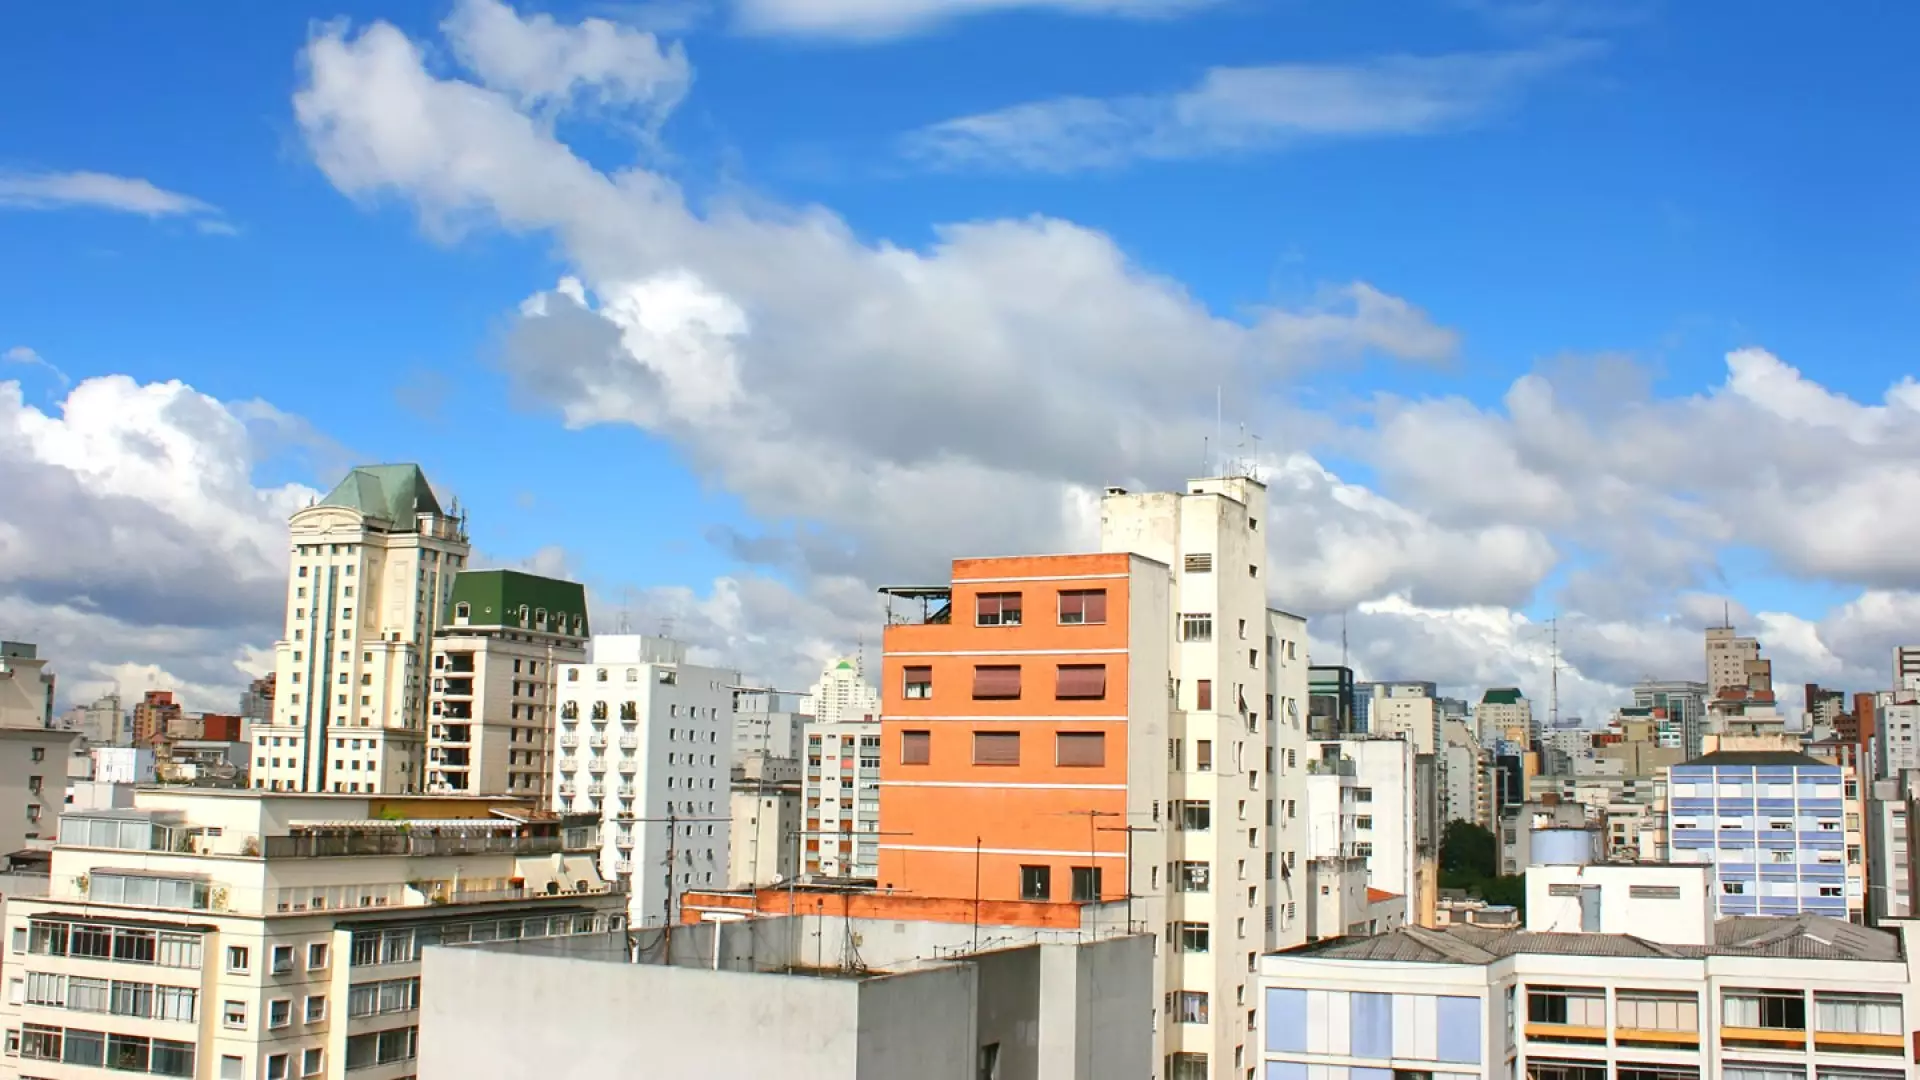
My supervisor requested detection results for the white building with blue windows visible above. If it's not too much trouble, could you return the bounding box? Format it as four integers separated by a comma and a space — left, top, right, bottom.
1666, 750, 1864, 923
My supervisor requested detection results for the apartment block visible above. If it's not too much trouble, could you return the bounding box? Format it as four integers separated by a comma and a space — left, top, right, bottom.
0, 789, 621, 1080
802, 655, 880, 725
0, 643, 54, 731
1305, 738, 1424, 926
251, 465, 471, 794
802, 717, 881, 879
0, 729, 76, 851
727, 751, 800, 889
1668, 751, 1864, 922
550, 636, 737, 927
1478, 689, 1534, 750
1260, 860, 1917, 1080
426, 569, 588, 798
729, 687, 808, 765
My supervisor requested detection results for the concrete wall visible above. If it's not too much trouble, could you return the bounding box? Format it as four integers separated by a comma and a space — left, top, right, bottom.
856, 964, 976, 1080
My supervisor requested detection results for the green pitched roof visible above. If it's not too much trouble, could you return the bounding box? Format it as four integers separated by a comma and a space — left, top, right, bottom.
318, 464, 445, 525
446, 569, 589, 637
1482, 687, 1524, 705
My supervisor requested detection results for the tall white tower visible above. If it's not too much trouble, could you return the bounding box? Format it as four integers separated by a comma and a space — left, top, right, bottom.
251, 464, 470, 794
1102, 474, 1308, 1080
802, 655, 881, 724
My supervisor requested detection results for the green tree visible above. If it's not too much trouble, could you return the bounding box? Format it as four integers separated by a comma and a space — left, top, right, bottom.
1440, 820, 1497, 880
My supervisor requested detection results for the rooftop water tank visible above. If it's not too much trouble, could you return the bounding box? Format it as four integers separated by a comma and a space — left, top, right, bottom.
1529, 826, 1598, 867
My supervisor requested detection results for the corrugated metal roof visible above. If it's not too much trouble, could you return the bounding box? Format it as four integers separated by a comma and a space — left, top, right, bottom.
1285, 914, 1899, 964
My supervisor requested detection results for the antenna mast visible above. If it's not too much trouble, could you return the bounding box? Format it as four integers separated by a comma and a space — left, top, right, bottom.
1341, 610, 1349, 668
1549, 615, 1561, 734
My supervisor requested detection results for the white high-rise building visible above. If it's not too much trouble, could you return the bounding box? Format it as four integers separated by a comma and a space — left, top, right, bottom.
551, 636, 739, 928
802, 655, 880, 724
252, 465, 471, 795
1368, 685, 1439, 755
800, 716, 881, 879
1101, 475, 1310, 1080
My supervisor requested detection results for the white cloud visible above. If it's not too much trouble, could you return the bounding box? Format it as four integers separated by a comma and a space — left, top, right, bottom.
0, 376, 319, 712
441, 0, 691, 125
730, 0, 1217, 40
0, 170, 226, 225
3, 346, 69, 388
904, 43, 1597, 172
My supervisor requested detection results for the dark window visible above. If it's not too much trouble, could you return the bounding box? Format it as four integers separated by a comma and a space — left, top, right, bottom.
1020, 865, 1051, 901
973, 732, 1021, 766
1056, 732, 1106, 767
1055, 664, 1107, 700
1072, 866, 1102, 902
972, 665, 1022, 700
1057, 589, 1108, 625
1195, 740, 1213, 772
975, 593, 1022, 627
901, 731, 931, 765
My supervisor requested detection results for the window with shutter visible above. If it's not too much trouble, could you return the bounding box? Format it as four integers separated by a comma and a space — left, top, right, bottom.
975, 592, 1023, 626
1055, 664, 1107, 700
1057, 589, 1108, 625
903, 666, 933, 699
1196, 680, 1212, 711
1184, 554, 1213, 573
973, 665, 1022, 700
901, 731, 931, 765
973, 732, 1021, 765
1056, 732, 1106, 767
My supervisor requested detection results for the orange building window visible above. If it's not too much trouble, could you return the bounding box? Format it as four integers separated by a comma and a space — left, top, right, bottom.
1020, 865, 1051, 901
975, 592, 1023, 627
903, 666, 933, 699
973, 731, 1021, 765
901, 731, 931, 765
1057, 589, 1107, 625
973, 665, 1022, 700
1055, 665, 1107, 700
1056, 732, 1105, 767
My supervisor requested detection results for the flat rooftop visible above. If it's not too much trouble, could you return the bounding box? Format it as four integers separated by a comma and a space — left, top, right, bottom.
1279, 914, 1901, 965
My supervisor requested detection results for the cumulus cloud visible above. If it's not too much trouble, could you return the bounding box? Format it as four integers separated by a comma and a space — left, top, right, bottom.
441, 0, 690, 125
905, 44, 1597, 172
0, 376, 317, 711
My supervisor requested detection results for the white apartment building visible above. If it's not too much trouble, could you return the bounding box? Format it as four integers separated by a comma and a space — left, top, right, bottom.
1305, 737, 1422, 926
1102, 474, 1310, 1080
1260, 859, 1918, 1080
0, 789, 621, 1080
252, 465, 471, 795
801, 655, 880, 726
1370, 685, 1439, 755
550, 636, 738, 928
1440, 716, 1494, 828
728, 687, 808, 766
802, 717, 881, 879
90, 747, 156, 785
426, 569, 588, 799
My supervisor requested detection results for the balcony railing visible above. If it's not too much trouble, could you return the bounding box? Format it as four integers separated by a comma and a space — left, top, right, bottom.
587, 783, 605, 797
587, 759, 607, 774
618, 735, 639, 750
589, 735, 608, 750
617, 783, 635, 797
263, 832, 579, 859
559, 735, 579, 749
557, 783, 576, 797
1307, 758, 1357, 776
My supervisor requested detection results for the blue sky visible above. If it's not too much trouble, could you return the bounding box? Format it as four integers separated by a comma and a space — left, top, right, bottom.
3, 0, 1919, 713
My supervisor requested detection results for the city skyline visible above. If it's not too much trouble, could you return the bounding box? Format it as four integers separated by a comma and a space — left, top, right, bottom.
4, 1, 1920, 723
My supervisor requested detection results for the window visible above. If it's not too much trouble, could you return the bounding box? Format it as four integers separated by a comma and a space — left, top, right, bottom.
151, 1039, 194, 1077
1720, 1066, 1805, 1080
1629, 884, 1682, 899
344, 1025, 417, 1069
1168, 1053, 1207, 1080
307, 942, 329, 970
1195, 740, 1212, 772
1814, 993, 1901, 1036
1180, 613, 1212, 642
903, 666, 933, 699
1527, 986, 1606, 1039
1175, 990, 1209, 1024
1177, 861, 1211, 893
1057, 589, 1107, 625
973, 732, 1020, 766
267, 1053, 290, 1080
975, 592, 1022, 626
1722, 881, 1746, 895
306, 995, 327, 1023
1195, 679, 1212, 711
897, 730, 932, 765
972, 665, 1021, 700
268, 999, 291, 1028
1174, 922, 1209, 953
1724, 989, 1807, 1031
111, 980, 154, 1018
302, 1048, 324, 1077
1020, 865, 1051, 901
1616, 991, 1699, 1037
1184, 554, 1212, 573
272, 944, 295, 974
224, 1000, 246, 1028
1055, 664, 1107, 700
1175, 800, 1211, 831
68, 976, 108, 1012
157, 986, 196, 1022
226, 946, 249, 973
1056, 732, 1106, 767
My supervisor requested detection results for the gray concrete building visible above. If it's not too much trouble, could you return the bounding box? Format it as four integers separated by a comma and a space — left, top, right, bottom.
420, 915, 1153, 1080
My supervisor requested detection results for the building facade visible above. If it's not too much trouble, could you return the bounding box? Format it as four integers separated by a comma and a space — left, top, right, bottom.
426, 569, 588, 798
0, 642, 54, 731
550, 636, 737, 927
727, 751, 800, 889
801, 655, 880, 726
251, 465, 472, 794
1668, 751, 1864, 922
0, 789, 621, 1080
801, 717, 881, 879
1477, 689, 1534, 750
0, 728, 75, 852
1635, 679, 1708, 759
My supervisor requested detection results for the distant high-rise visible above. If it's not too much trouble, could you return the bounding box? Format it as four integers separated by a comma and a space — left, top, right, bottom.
250, 464, 471, 793
1706, 624, 1770, 700
238, 673, 275, 721
802, 654, 880, 724
1634, 679, 1708, 758
1477, 688, 1534, 749
131, 690, 181, 747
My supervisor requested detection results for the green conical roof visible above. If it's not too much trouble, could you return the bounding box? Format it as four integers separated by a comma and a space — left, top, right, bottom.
318, 464, 445, 525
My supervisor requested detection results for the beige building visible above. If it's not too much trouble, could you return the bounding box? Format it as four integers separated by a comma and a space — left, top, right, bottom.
426, 569, 588, 799
0, 728, 78, 853
0, 789, 621, 1080
727, 751, 800, 889
1476, 687, 1533, 748
0, 643, 54, 731
251, 465, 471, 795
1706, 624, 1763, 697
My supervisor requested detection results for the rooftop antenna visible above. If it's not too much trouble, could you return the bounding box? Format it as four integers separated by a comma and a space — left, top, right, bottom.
1215, 386, 1224, 477
1341, 610, 1349, 668
617, 588, 634, 635
1549, 615, 1561, 736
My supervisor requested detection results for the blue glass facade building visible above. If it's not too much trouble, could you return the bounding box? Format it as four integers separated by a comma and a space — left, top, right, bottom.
1668, 752, 1849, 919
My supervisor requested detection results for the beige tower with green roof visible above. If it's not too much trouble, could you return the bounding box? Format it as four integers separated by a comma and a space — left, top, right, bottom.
251, 465, 471, 794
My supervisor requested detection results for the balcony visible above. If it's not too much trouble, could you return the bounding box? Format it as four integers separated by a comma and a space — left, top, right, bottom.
618, 735, 639, 751
559, 735, 579, 749
1307, 757, 1357, 776
588, 783, 605, 797
589, 734, 608, 750
617, 783, 636, 797
616, 835, 634, 850
587, 758, 607, 774
557, 783, 576, 797
262, 827, 594, 859
441, 656, 475, 674
617, 758, 637, 774
439, 678, 474, 698
613, 858, 633, 874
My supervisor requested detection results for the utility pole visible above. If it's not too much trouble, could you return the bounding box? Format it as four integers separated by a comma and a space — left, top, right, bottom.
630, 811, 729, 961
